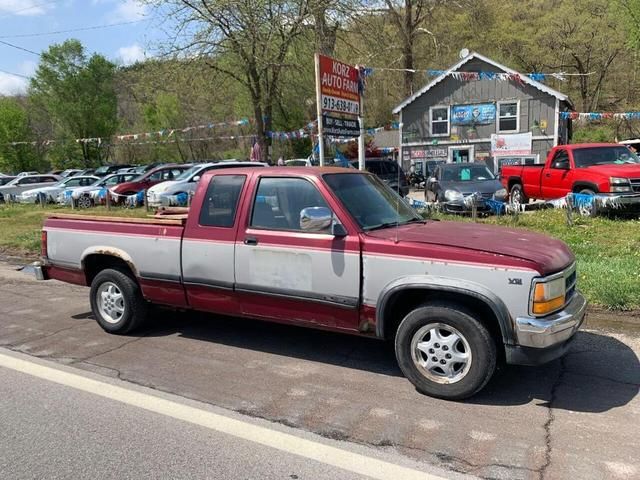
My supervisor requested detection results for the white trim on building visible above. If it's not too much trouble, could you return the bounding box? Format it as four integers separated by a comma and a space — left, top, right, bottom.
392, 51, 572, 114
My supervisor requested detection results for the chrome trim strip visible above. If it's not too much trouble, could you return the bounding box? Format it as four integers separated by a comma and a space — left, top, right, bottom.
235, 283, 359, 309
182, 278, 234, 291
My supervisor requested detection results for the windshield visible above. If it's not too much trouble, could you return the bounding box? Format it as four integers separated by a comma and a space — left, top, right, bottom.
94, 166, 111, 175
573, 146, 640, 168
441, 165, 495, 181
323, 173, 421, 231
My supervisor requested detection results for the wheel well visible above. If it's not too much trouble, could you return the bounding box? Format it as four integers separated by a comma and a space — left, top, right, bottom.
381, 289, 505, 354
507, 178, 522, 191
572, 182, 598, 193
83, 254, 137, 285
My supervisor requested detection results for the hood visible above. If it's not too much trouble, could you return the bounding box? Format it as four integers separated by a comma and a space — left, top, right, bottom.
364, 221, 574, 275
148, 180, 180, 194
440, 179, 503, 195
581, 163, 640, 178
112, 181, 139, 193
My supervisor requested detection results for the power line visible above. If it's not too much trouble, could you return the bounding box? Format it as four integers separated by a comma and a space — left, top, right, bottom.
0, 39, 40, 56
0, 68, 31, 79
0, 18, 149, 39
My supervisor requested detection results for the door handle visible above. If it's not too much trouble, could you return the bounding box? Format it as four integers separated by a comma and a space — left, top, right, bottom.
244, 236, 258, 246
545, 173, 551, 177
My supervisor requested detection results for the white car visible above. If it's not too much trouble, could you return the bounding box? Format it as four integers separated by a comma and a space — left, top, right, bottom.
59, 169, 83, 178
0, 174, 61, 202
16, 171, 39, 177
70, 173, 138, 208
17, 175, 99, 204
146, 161, 268, 207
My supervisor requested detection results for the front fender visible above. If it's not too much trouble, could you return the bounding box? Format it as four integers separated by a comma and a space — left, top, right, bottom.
375, 275, 515, 344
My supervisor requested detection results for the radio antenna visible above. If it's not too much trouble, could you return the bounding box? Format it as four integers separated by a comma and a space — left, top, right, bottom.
395, 156, 400, 243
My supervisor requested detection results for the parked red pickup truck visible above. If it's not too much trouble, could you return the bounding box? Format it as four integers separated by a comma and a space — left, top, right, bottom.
501, 143, 640, 209
35, 167, 586, 399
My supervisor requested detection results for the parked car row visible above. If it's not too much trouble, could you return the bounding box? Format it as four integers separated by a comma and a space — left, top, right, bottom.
1, 158, 415, 207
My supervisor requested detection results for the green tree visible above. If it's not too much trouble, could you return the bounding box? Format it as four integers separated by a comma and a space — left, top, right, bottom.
0, 98, 43, 174
29, 39, 118, 167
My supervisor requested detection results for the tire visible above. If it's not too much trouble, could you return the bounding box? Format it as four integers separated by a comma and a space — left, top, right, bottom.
77, 194, 94, 209
394, 302, 497, 400
509, 183, 527, 208
576, 188, 596, 217
89, 268, 148, 334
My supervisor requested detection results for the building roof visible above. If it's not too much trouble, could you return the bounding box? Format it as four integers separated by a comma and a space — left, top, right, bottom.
392, 52, 571, 114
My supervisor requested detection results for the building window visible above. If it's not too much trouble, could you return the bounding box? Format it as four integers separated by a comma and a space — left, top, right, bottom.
497, 101, 519, 133
430, 106, 449, 137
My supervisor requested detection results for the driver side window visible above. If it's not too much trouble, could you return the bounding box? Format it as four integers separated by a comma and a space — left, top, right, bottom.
551, 151, 570, 169
250, 177, 328, 231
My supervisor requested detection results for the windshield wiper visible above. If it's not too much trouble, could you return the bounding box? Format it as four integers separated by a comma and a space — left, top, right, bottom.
366, 218, 425, 231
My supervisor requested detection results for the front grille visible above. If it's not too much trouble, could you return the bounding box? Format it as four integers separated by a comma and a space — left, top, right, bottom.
630, 178, 640, 193
565, 268, 577, 300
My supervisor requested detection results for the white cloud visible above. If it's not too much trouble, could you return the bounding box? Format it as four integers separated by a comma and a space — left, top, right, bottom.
0, 0, 53, 16
0, 61, 36, 95
117, 43, 145, 65
0, 73, 28, 95
110, 0, 147, 21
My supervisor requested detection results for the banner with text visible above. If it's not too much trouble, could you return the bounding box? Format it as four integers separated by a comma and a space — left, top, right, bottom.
451, 104, 496, 125
491, 132, 532, 156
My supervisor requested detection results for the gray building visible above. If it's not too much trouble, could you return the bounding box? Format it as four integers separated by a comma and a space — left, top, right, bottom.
393, 52, 573, 175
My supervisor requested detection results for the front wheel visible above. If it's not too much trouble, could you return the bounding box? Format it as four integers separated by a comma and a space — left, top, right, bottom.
90, 268, 147, 334
395, 303, 497, 400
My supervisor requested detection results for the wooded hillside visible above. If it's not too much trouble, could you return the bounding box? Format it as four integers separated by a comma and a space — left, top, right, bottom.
1, 0, 640, 171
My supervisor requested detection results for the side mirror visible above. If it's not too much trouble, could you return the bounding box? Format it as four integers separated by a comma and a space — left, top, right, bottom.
192, 175, 201, 183
300, 206, 333, 232
553, 160, 570, 170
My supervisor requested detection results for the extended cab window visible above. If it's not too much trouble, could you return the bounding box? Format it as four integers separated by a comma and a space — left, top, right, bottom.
199, 175, 246, 227
251, 177, 328, 231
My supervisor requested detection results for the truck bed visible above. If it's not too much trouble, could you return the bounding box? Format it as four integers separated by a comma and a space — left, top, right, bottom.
44, 213, 185, 287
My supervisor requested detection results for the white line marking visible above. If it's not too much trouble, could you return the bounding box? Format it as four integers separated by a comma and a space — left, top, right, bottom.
0, 352, 447, 480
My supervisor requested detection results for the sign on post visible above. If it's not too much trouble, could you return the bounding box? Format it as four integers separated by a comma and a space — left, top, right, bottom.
315, 53, 362, 166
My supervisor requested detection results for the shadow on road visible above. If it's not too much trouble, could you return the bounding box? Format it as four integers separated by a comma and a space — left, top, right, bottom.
122, 309, 639, 413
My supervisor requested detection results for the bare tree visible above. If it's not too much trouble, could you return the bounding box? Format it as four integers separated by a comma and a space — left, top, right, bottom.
150, 0, 312, 161
377, 0, 440, 97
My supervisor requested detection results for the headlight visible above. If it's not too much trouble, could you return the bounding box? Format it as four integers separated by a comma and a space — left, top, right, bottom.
444, 189, 464, 201
494, 188, 508, 201
531, 276, 566, 315
610, 177, 631, 193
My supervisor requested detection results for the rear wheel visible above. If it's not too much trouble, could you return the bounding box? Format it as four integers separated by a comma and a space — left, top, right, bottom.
509, 184, 527, 208
90, 268, 147, 334
395, 302, 496, 400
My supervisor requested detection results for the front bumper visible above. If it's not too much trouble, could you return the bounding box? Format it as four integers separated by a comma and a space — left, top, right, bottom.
443, 199, 491, 214
507, 291, 587, 365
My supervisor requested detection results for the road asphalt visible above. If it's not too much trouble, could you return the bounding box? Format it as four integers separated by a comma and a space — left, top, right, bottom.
0, 261, 638, 479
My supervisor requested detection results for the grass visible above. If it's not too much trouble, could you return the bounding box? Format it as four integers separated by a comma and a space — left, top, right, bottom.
1, 203, 638, 311
427, 209, 640, 311
0, 203, 148, 256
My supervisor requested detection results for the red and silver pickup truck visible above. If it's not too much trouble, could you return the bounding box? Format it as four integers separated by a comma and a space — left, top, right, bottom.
501, 143, 640, 212
35, 167, 586, 399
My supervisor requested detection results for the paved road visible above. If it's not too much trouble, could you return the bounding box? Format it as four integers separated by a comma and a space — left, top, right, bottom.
0, 262, 639, 479
0, 349, 460, 480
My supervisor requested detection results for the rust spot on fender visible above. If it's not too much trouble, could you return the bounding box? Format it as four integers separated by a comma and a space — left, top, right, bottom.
87, 248, 138, 277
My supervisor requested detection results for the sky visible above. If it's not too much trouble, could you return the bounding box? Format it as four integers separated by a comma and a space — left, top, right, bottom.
0, 0, 163, 95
